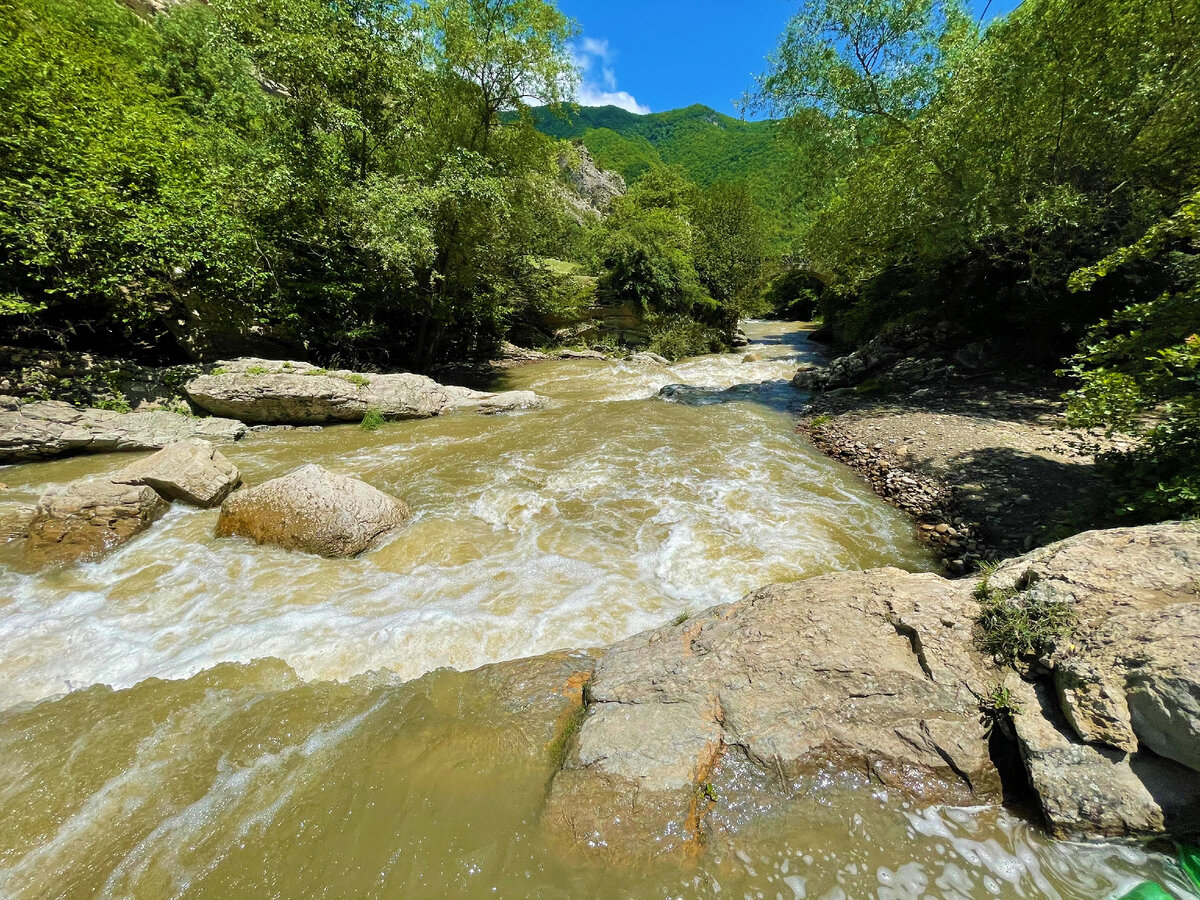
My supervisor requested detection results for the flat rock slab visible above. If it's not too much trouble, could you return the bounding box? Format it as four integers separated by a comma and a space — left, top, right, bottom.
24, 479, 169, 566
216, 464, 411, 558
113, 439, 241, 508
0, 398, 247, 463
185, 359, 544, 424
544, 568, 1003, 861
543, 523, 1200, 858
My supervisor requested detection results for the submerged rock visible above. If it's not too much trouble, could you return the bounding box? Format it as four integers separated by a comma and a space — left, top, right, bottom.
0, 398, 247, 463
215, 464, 412, 558
627, 351, 670, 367
113, 439, 241, 508
185, 359, 544, 425
658, 383, 763, 405
24, 479, 169, 566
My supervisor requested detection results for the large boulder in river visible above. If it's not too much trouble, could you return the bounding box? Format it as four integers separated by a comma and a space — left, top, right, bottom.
0, 398, 247, 463
544, 568, 1003, 860
543, 522, 1200, 859
24, 479, 169, 566
185, 359, 544, 425
215, 464, 411, 558
113, 439, 241, 508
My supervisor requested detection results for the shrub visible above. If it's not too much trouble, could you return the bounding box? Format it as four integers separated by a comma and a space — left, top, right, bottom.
94, 395, 132, 414
647, 318, 723, 361
359, 408, 385, 431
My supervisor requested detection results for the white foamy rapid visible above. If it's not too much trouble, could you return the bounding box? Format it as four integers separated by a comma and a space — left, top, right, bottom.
0, 323, 932, 707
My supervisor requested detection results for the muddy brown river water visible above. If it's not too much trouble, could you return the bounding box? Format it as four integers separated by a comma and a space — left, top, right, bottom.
0, 322, 1192, 899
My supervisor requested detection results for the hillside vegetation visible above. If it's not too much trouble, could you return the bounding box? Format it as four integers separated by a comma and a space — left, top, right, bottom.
0, 0, 775, 369
529, 104, 796, 244
756, 0, 1199, 519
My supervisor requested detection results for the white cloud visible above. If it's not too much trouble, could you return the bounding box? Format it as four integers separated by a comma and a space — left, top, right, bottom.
570, 37, 650, 114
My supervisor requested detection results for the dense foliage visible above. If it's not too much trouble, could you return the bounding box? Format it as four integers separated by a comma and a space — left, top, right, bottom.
0, 0, 584, 368
756, 0, 1199, 350
591, 169, 769, 359
757, 0, 1200, 517
1063, 190, 1200, 518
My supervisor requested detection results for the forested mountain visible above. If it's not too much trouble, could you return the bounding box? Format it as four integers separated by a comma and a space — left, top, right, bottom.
529, 104, 795, 242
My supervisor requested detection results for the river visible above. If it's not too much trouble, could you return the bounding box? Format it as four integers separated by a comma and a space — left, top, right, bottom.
0, 322, 1190, 899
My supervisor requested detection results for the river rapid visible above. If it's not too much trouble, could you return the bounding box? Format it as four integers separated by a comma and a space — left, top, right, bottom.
0, 322, 1191, 899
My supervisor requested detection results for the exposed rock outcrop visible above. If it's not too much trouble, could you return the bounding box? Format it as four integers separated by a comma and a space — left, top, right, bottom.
0, 346, 198, 411
0, 398, 248, 463
24, 480, 170, 566
186, 359, 544, 425
542, 522, 1200, 858
979, 523, 1200, 837
113, 439, 241, 508
215, 464, 412, 557
557, 143, 626, 222
545, 568, 1003, 860
791, 323, 964, 392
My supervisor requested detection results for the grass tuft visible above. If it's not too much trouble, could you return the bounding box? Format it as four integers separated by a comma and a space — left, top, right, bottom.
975, 581, 1077, 665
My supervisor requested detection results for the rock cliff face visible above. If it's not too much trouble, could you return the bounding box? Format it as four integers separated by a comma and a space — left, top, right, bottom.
557, 143, 626, 223
536, 522, 1200, 859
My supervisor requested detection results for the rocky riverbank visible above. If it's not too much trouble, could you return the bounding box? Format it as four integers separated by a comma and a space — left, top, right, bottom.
792, 327, 1135, 572
0, 356, 548, 463
532, 523, 1199, 857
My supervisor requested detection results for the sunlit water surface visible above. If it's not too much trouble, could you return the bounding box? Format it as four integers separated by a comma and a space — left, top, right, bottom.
0, 323, 1190, 899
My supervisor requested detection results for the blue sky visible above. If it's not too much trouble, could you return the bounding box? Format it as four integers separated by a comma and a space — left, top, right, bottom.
556, 0, 1024, 117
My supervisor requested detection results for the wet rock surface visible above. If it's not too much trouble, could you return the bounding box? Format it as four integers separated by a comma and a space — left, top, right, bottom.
112, 439, 241, 508
215, 463, 412, 557
540, 523, 1200, 856
185, 359, 544, 425
0, 398, 248, 463
545, 568, 1003, 860
24, 479, 169, 566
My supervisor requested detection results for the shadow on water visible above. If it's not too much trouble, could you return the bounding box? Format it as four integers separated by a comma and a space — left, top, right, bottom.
656, 379, 808, 415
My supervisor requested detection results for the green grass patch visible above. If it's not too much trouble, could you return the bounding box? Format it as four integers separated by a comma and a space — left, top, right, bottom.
360, 408, 385, 431
343, 373, 370, 388
547, 702, 587, 769
94, 395, 132, 413
975, 581, 1077, 665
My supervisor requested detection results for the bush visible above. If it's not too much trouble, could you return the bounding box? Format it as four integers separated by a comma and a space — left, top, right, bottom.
359, 409, 385, 431
1063, 190, 1200, 520
647, 318, 724, 361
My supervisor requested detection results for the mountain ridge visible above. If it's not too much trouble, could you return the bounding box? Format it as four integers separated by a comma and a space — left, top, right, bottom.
528, 103, 795, 241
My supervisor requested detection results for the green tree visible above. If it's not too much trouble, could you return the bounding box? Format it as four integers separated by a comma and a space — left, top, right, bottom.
1063, 190, 1200, 519
691, 182, 769, 317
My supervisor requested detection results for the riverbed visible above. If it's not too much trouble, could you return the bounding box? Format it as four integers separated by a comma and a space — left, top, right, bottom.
0, 322, 1190, 899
